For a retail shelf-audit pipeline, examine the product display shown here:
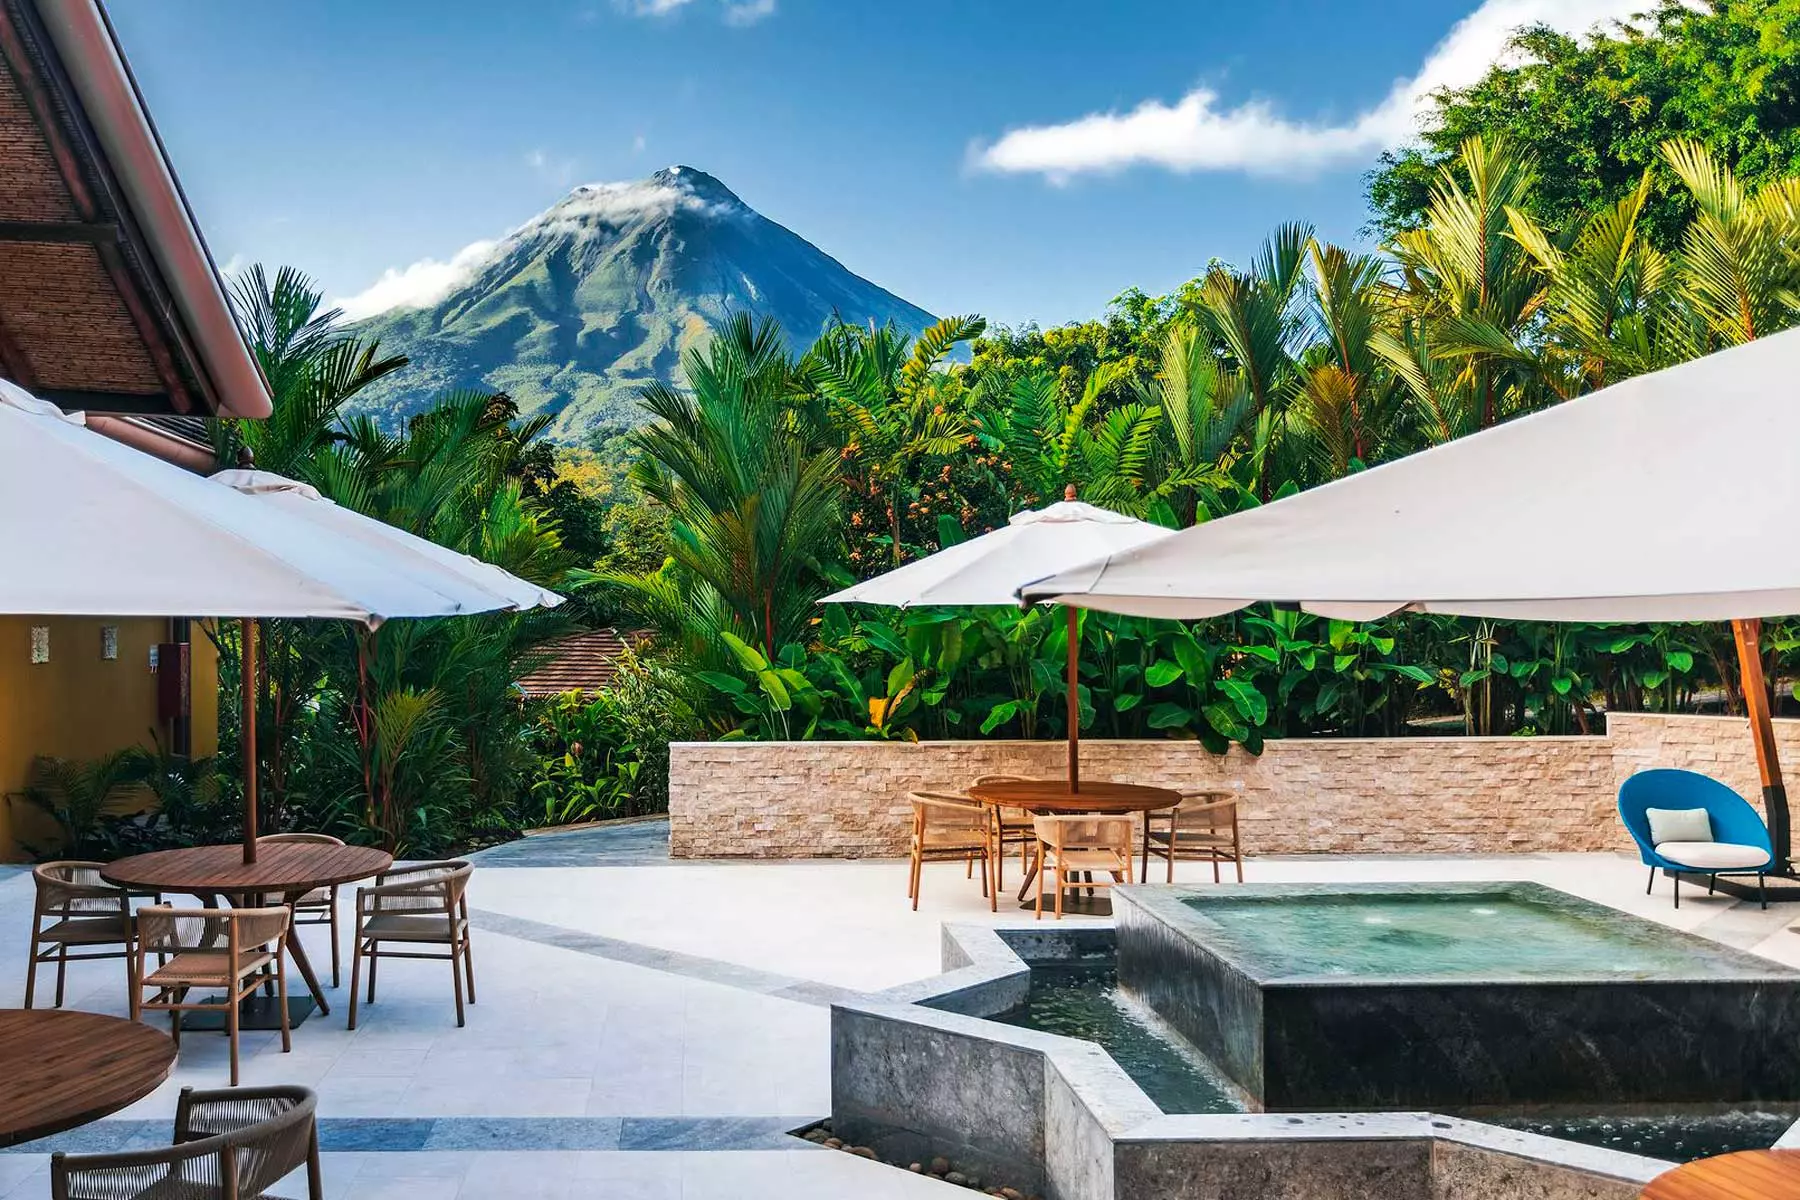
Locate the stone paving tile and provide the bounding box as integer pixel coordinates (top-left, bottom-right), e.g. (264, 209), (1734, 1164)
(470, 818), (674, 868)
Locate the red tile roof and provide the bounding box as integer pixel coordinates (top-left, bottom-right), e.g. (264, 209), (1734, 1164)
(516, 629), (635, 698)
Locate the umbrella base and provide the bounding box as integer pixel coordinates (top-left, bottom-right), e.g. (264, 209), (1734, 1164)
(181, 993), (316, 1032)
(1667, 869), (1800, 904)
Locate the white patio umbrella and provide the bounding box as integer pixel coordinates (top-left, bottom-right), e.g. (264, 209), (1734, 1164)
(0, 381), (561, 860)
(1021, 327), (1800, 867)
(821, 487), (1174, 789)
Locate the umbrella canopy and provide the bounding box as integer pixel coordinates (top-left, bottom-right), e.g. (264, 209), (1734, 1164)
(211, 470), (563, 615)
(0, 381), (548, 625)
(823, 492), (1175, 789)
(821, 498), (1174, 608)
(1020, 330), (1800, 623)
(1020, 329), (1800, 870)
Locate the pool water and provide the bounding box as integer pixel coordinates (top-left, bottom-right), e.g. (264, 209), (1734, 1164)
(1184, 892), (1740, 981)
(995, 965), (1794, 1163)
(994, 965), (1242, 1115)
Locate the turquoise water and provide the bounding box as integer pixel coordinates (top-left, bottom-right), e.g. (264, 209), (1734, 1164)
(1183, 892), (1736, 980)
(996, 964), (1793, 1163)
(994, 965), (1242, 1114)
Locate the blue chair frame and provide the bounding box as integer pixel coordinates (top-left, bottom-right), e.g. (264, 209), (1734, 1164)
(1618, 769), (1772, 909)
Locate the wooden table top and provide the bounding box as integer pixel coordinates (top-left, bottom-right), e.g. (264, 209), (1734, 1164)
(966, 779), (1182, 814)
(1640, 1150), (1800, 1199)
(102, 842), (394, 895)
(0, 1009), (175, 1147)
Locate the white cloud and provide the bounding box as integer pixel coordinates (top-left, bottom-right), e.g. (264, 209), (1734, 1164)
(526, 147), (580, 187)
(616, 0), (771, 21)
(333, 238), (499, 320)
(332, 172), (741, 320)
(722, 0), (775, 26)
(632, 133), (648, 155)
(973, 0), (1652, 181)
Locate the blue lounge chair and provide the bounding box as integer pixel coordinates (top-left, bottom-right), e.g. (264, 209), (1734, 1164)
(1618, 769), (1772, 909)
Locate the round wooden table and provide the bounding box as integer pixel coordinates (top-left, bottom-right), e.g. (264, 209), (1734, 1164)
(966, 779), (1181, 914)
(1640, 1150), (1800, 1199)
(0, 1009), (175, 1147)
(103, 843), (393, 1021)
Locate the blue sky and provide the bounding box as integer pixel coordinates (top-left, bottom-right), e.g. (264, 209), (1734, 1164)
(110, 0), (1641, 329)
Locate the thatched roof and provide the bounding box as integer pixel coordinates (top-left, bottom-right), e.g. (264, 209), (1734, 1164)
(0, 0), (268, 418)
(517, 630), (639, 699)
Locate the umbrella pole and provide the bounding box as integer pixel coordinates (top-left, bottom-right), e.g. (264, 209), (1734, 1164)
(1066, 606), (1080, 793)
(1733, 618), (1789, 869)
(241, 617), (258, 865)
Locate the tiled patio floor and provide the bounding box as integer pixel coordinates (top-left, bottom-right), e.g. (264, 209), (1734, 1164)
(0, 820), (1794, 1197)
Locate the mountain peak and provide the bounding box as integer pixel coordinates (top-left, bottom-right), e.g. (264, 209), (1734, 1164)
(648, 164), (741, 204)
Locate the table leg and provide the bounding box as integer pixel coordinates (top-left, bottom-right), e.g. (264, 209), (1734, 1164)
(1015, 854), (1040, 902)
(283, 919), (331, 1015)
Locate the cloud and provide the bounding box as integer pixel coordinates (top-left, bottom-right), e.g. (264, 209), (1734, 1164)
(632, 133), (648, 154)
(526, 147), (580, 187)
(722, 0), (775, 26)
(333, 238), (499, 321)
(972, 0), (1651, 181)
(616, 0), (773, 22)
(332, 172), (740, 320)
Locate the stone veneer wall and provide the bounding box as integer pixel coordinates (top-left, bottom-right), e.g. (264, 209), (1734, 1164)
(669, 713), (1800, 859)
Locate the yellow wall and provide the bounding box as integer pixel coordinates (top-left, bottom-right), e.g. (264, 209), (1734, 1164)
(0, 617), (217, 860)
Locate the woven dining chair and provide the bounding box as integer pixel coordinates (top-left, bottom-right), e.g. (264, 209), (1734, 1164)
(973, 774), (1036, 894)
(347, 860), (475, 1031)
(256, 832), (346, 986)
(132, 905), (293, 1087)
(23, 862), (136, 1010)
(1141, 788), (1244, 883)
(1032, 814), (1133, 920)
(907, 791), (991, 911)
(51, 1084), (321, 1200)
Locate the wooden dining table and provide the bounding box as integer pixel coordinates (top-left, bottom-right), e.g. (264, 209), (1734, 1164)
(103, 842), (393, 1026)
(1639, 1149), (1800, 1199)
(0, 1009), (176, 1147)
(966, 778), (1182, 914)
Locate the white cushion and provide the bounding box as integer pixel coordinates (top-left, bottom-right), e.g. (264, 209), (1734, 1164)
(1647, 807), (1713, 845)
(1654, 841), (1769, 870)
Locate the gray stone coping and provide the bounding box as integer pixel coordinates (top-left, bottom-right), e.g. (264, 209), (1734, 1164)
(835, 918), (1712, 1197)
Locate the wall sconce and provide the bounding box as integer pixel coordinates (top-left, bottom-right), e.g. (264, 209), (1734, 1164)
(101, 625), (118, 660)
(29, 625), (48, 664)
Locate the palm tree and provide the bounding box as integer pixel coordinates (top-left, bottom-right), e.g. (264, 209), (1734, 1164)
(1506, 172), (1683, 394)
(1290, 242), (1401, 480)
(1377, 136), (1545, 444)
(597, 314), (842, 664)
(804, 314), (985, 564)
(1661, 138), (1800, 347)
(1135, 319), (1252, 522)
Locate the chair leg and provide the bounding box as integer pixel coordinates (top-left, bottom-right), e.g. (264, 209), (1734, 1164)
(307, 1125), (324, 1200)
(463, 931), (476, 1004)
(22, 938), (37, 1011)
(1213, 854), (1222, 884)
(450, 939), (466, 1028)
(329, 894), (341, 989)
(53, 942), (68, 1008)
(347, 930), (364, 1032)
(1234, 851), (1244, 884)
(1034, 851), (1044, 921)
(1646, 864), (1656, 896)
(1140, 822), (1150, 884)
(1054, 862), (1065, 920)
(227, 987), (241, 1087)
(1673, 874), (1680, 910)
(1708, 874), (1717, 896)
(1761, 873), (1769, 911)
(276, 951), (292, 1055)
(909, 848), (922, 911)
(367, 941), (379, 1003)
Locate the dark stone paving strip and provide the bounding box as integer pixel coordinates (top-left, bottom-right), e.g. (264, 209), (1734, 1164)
(4, 1116), (820, 1155)
(468, 908), (867, 1008)
(470, 819), (675, 868)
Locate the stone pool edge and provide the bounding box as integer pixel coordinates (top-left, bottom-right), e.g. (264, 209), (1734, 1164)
(830, 921), (1682, 1200)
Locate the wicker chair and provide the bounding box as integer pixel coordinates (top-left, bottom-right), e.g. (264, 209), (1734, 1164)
(256, 832), (345, 987)
(1142, 788), (1244, 883)
(24, 862), (135, 1009)
(973, 774), (1035, 895)
(348, 861), (475, 1031)
(51, 1084), (321, 1200)
(132, 906), (293, 1087)
(1032, 814), (1133, 920)
(907, 792), (991, 911)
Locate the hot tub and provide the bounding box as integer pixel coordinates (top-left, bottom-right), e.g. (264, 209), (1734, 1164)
(1114, 881), (1800, 1110)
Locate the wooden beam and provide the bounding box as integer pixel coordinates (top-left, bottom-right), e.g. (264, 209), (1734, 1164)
(1734, 617), (1790, 867)
(241, 618), (258, 866)
(0, 306), (37, 388)
(0, 219), (119, 244)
